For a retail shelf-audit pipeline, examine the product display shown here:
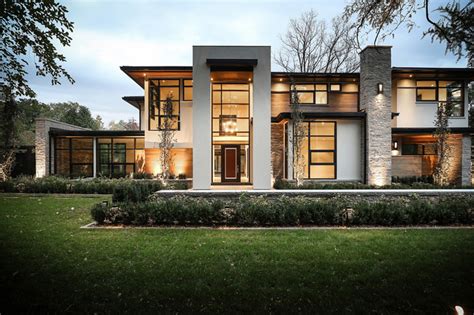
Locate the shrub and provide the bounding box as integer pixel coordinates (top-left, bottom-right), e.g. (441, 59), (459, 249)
(91, 203), (107, 224)
(273, 178), (471, 190)
(92, 194), (474, 227)
(0, 176), (174, 196)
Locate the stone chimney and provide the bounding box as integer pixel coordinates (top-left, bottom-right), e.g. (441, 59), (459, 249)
(359, 46), (392, 186)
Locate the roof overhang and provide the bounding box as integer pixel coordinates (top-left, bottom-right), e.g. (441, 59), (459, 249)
(272, 111), (366, 123)
(120, 66), (192, 88)
(49, 128), (144, 137)
(207, 59), (258, 72)
(392, 127), (474, 135)
(392, 67), (474, 80)
(122, 96), (144, 109)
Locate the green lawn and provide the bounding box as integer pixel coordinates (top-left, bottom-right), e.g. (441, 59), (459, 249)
(1, 195), (473, 314)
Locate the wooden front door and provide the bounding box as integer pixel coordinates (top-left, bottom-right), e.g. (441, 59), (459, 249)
(221, 145), (240, 183)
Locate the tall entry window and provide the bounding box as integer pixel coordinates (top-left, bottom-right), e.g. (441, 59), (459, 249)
(211, 82), (251, 183)
(298, 121), (336, 179)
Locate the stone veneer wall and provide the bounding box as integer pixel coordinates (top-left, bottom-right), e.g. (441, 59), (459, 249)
(359, 46), (392, 186)
(271, 123), (284, 179)
(35, 118), (89, 177)
(461, 135), (472, 185)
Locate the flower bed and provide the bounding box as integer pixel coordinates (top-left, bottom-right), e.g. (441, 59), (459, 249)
(91, 194), (474, 227)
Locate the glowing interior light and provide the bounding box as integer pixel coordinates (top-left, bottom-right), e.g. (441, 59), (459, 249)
(455, 306), (464, 315)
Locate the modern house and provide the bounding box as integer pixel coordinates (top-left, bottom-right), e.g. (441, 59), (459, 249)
(35, 45), (474, 189)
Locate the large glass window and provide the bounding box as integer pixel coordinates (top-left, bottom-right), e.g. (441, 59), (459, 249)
(97, 137), (144, 177)
(54, 137), (93, 177)
(296, 121), (336, 179)
(416, 80), (464, 117)
(149, 79), (180, 130)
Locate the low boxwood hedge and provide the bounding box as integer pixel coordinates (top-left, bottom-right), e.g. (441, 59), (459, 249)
(91, 194), (474, 227)
(273, 178), (471, 190)
(0, 176), (165, 198)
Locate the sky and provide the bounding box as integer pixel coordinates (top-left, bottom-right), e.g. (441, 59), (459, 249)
(27, 0), (469, 126)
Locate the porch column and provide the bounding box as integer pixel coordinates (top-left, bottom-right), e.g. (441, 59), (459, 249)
(192, 46), (212, 189)
(251, 47), (272, 189)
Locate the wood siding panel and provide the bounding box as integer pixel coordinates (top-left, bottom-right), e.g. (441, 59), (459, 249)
(271, 92), (358, 116)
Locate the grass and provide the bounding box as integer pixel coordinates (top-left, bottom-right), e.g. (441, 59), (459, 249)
(1, 195), (473, 314)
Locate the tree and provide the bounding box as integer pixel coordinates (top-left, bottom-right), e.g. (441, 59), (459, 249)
(108, 118), (139, 131)
(275, 10), (359, 73)
(289, 81), (307, 186)
(7, 100), (103, 147)
(343, 0), (473, 60)
(48, 102), (103, 130)
(1, 1), (74, 180)
(433, 102), (454, 186)
(158, 96), (177, 180)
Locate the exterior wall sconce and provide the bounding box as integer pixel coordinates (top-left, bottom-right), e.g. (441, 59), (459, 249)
(392, 140), (398, 150)
(377, 83), (383, 94)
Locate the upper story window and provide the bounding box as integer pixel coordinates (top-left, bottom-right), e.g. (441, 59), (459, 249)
(183, 79), (193, 101)
(416, 80), (464, 117)
(295, 84), (328, 105)
(149, 79), (180, 130)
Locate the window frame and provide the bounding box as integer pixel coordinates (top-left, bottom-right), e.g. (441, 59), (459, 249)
(97, 137), (142, 177)
(148, 78), (181, 131)
(53, 137), (94, 178)
(415, 80), (464, 117)
(291, 83), (329, 105)
(295, 121), (337, 180)
(183, 79), (193, 101)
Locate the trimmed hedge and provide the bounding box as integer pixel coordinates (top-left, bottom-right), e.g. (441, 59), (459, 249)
(273, 178), (471, 190)
(0, 176), (164, 197)
(91, 194), (474, 226)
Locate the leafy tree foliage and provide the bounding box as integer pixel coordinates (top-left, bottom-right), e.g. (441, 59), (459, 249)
(108, 118), (139, 131)
(0, 99), (103, 147)
(343, 0), (473, 60)
(1, 1), (74, 179)
(1, 1), (74, 98)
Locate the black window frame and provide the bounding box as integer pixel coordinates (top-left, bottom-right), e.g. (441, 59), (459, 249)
(183, 79), (193, 101)
(295, 121), (337, 180)
(415, 80), (464, 117)
(292, 83), (329, 105)
(97, 137), (143, 178)
(54, 137), (94, 178)
(148, 79), (181, 131)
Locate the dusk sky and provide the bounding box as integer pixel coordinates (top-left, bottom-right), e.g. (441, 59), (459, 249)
(27, 0), (469, 126)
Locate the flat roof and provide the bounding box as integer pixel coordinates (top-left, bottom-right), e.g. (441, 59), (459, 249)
(49, 128), (144, 137)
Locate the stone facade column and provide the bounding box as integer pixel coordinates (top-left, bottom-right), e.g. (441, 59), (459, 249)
(359, 46), (393, 186)
(461, 135), (472, 185)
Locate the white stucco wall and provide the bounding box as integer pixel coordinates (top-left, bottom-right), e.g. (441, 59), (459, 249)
(393, 79), (469, 128)
(192, 46), (272, 189)
(336, 120), (363, 181)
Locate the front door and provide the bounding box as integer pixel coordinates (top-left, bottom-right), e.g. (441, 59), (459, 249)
(221, 145), (240, 182)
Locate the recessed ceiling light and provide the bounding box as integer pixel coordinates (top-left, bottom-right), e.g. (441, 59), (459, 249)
(279, 78), (283, 82)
